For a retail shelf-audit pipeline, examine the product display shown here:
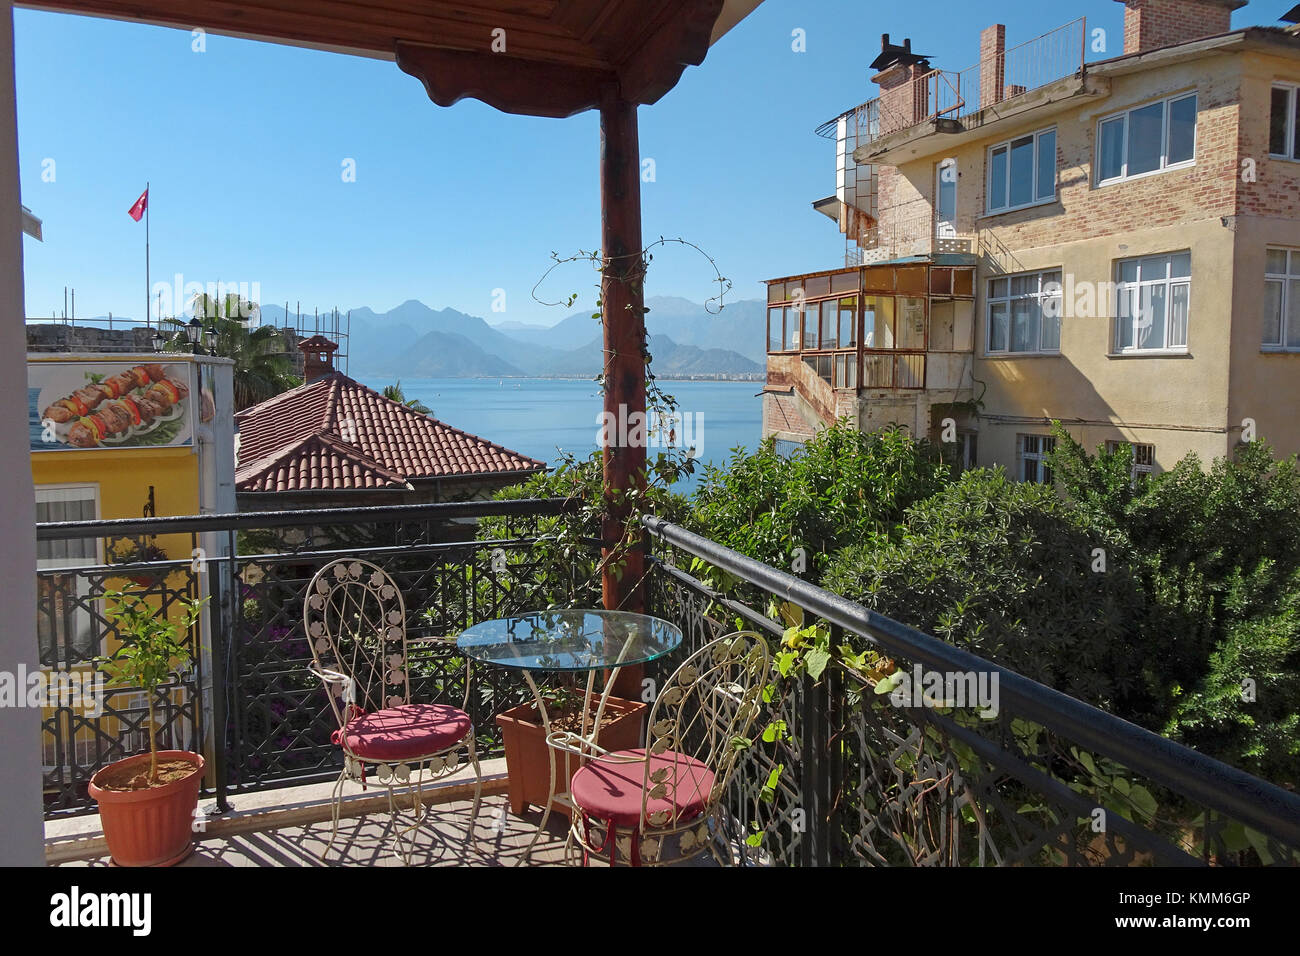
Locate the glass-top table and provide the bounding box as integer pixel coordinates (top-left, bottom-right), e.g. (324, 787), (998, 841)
(456, 609), (682, 672)
(457, 609), (682, 865)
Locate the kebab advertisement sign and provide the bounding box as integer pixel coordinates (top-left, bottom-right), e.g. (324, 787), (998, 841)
(28, 361), (199, 452)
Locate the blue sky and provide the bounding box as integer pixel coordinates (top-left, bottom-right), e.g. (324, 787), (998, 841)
(15, 0), (1255, 326)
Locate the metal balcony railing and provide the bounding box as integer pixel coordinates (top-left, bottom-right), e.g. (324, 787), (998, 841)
(31, 500), (1300, 866)
(818, 19), (1087, 151)
(644, 517), (1300, 867)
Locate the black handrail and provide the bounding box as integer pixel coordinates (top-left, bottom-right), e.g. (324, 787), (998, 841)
(643, 514), (1300, 850)
(34, 497), (579, 541)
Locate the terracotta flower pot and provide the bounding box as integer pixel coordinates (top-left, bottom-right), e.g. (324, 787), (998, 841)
(89, 750), (204, 867)
(496, 697), (645, 816)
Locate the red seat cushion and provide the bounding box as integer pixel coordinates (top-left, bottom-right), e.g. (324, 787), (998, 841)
(570, 748), (715, 827)
(340, 704), (471, 762)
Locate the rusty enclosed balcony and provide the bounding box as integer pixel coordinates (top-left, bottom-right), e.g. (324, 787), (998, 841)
(762, 261), (976, 443)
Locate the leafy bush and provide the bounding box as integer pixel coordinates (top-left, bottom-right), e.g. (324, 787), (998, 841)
(822, 468), (1151, 712)
(1051, 428), (1300, 781)
(690, 423), (951, 584)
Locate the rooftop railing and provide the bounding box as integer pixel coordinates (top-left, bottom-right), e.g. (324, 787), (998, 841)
(817, 19), (1087, 151)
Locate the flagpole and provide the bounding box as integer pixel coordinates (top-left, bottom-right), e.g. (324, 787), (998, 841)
(145, 181), (150, 329)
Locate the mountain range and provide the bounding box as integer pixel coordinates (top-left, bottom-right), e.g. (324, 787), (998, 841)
(257, 296), (766, 380)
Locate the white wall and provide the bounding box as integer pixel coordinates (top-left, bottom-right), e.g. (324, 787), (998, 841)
(0, 0), (46, 866)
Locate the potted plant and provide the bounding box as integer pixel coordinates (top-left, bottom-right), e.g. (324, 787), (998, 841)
(496, 680), (646, 817)
(112, 541), (170, 589)
(88, 588), (207, 866)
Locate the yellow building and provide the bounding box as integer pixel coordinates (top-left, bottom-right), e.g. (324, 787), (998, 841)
(764, 0), (1300, 480)
(29, 351), (234, 798)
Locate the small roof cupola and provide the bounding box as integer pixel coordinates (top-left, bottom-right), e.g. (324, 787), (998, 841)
(297, 334), (339, 383)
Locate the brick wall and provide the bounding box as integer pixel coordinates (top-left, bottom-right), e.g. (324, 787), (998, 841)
(1119, 0), (1239, 55)
(975, 59), (1242, 253)
(1236, 60), (1300, 220)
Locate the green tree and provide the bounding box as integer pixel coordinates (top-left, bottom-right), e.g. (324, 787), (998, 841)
(166, 292), (301, 411)
(382, 380), (433, 416)
(690, 422), (951, 584)
(1050, 426), (1300, 781)
(822, 467), (1150, 712)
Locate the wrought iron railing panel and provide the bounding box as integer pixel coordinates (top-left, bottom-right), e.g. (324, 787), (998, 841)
(36, 554), (206, 815)
(35, 499), (591, 814)
(644, 516), (1300, 867)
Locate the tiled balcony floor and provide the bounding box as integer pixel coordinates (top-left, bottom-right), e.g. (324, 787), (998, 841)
(46, 759), (723, 867)
(58, 794), (577, 867)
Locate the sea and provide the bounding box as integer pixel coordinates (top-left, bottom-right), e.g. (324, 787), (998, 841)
(369, 378), (764, 494)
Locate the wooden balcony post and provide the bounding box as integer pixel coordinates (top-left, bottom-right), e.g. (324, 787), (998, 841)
(599, 94), (647, 622)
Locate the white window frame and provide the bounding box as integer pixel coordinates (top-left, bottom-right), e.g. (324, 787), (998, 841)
(1263, 247), (1300, 351)
(1269, 84), (1300, 162)
(986, 127), (1057, 215)
(1113, 252), (1191, 354)
(35, 483), (102, 666)
(1096, 92), (1198, 186)
(1017, 434), (1056, 485)
(986, 269), (1063, 356)
(1106, 440), (1156, 485)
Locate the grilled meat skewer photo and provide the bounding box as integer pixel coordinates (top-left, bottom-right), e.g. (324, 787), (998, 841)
(66, 376), (189, 448)
(40, 364), (166, 424)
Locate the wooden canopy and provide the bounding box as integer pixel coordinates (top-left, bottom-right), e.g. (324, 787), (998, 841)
(25, 0), (760, 115)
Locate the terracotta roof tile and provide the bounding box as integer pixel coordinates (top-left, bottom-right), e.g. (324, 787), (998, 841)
(235, 373), (544, 493)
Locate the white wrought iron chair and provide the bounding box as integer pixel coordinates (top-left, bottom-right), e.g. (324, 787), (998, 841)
(304, 558), (482, 863)
(567, 631), (769, 866)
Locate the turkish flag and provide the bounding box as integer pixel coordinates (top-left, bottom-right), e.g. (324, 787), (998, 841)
(127, 187), (148, 222)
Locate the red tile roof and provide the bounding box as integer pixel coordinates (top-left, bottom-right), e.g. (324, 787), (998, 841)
(235, 373), (545, 493)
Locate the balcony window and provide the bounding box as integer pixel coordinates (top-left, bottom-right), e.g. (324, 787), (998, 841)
(838, 297), (858, 348)
(1097, 93), (1197, 185)
(783, 307), (798, 351)
(767, 307), (781, 352)
(834, 353), (856, 389)
(897, 298), (927, 350)
(986, 270), (1062, 355)
(1114, 253), (1190, 353)
(987, 127), (1056, 214)
(803, 353), (832, 387)
(818, 301), (836, 350)
(1269, 85), (1300, 160)
(1018, 434), (1056, 484)
(801, 305), (817, 350)
(1263, 247), (1300, 350)
(864, 297), (895, 349)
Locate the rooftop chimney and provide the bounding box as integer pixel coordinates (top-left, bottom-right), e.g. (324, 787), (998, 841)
(297, 334), (339, 384)
(1114, 0), (1247, 55)
(980, 25), (1007, 109)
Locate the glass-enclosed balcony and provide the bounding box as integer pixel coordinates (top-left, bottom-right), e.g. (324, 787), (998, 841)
(765, 261), (976, 394)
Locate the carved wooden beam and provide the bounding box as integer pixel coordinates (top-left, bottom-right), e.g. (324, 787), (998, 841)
(616, 0), (726, 105)
(395, 42), (615, 119)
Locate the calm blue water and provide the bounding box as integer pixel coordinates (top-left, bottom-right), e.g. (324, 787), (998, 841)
(366, 378), (763, 493)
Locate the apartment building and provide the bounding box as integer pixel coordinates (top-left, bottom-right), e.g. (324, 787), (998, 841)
(763, 0), (1300, 479)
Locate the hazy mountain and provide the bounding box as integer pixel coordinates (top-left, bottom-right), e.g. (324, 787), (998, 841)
(533, 333), (762, 378)
(259, 296), (763, 379)
(493, 295), (767, 365)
